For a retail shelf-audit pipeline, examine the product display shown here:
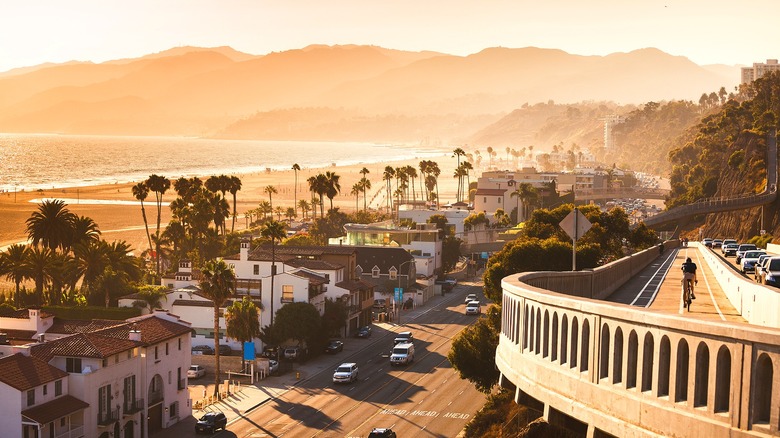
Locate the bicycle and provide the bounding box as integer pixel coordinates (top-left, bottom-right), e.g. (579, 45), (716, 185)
(681, 278), (696, 312)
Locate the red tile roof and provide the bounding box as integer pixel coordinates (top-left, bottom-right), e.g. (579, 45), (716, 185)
(98, 314), (192, 345)
(0, 353), (68, 391)
(286, 258), (342, 270)
(30, 332), (141, 362)
(22, 395), (89, 424)
(46, 318), (124, 336)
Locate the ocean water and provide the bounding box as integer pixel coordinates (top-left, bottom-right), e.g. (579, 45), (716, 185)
(0, 134), (446, 192)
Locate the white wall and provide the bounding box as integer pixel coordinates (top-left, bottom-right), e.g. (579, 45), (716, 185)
(0, 383), (22, 438)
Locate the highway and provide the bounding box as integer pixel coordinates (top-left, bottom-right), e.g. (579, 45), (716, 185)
(218, 282), (488, 438)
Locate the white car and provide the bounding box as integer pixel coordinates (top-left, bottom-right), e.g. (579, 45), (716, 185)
(741, 250), (767, 273)
(464, 293), (478, 304)
(333, 363), (359, 383)
(187, 365), (206, 379)
(465, 300), (481, 315)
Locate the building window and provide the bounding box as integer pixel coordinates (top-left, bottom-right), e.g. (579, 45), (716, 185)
(43, 384), (47, 396)
(170, 401), (179, 418)
(178, 338), (182, 350)
(282, 285), (294, 302)
(27, 389), (35, 407)
(65, 358), (82, 373)
(124, 375), (136, 412)
(55, 380), (62, 396)
(98, 384), (112, 420)
(389, 268), (397, 280)
(253, 264), (259, 275)
(372, 267), (380, 278)
(166, 343), (169, 355)
(483, 197), (487, 203)
(155, 346), (159, 360)
(102, 358), (108, 368)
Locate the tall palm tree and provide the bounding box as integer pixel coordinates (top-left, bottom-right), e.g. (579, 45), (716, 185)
(145, 174), (171, 277)
(228, 176), (242, 233)
(427, 161), (441, 208)
(310, 197), (320, 219)
(132, 182), (154, 255)
(225, 296), (261, 371)
(23, 246), (55, 305)
(285, 207), (296, 224)
(73, 241), (108, 299)
(404, 165), (417, 205)
(258, 201), (272, 221)
(511, 183), (539, 222)
(199, 259), (236, 399)
(264, 185), (278, 211)
(383, 166), (395, 213)
(297, 199), (310, 220)
(71, 215), (101, 249)
(324, 171), (341, 211)
(260, 220), (286, 326)
(307, 174), (328, 217)
(453, 147), (465, 170)
(359, 177), (372, 211)
(292, 164), (301, 217)
(25, 199), (76, 252)
(351, 183), (361, 212)
(0, 244), (30, 306)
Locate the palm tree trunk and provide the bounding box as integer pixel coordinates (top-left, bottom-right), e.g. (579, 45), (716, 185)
(213, 304), (221, 399)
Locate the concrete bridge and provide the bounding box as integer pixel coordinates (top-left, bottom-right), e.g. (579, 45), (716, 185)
(496, 241), (780, 437)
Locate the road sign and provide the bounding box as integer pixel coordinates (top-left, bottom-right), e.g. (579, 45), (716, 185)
(559, 209), (592, 241)
(394, 287), (403, 302)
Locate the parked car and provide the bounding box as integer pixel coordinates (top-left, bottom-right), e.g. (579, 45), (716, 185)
(268, 359), (279, 375)
(218, 344), (232, 356)
(187, 365), (206, 379)
(393, 331), (413, 345)
(260, 346), (279, 359)
(465, 300), (481, 315)
(740, 250), (766, 273)
(368, 428), (397, 438)
(755, 255), (773, 282)
(464, 293), (478, 304)
(355, 326), (372, 338)
(324, 340), (344, 354)
(760, 256), (780, 286)
(195, 412), (227, 434)
(332, 362), (359, 383)
(723, 243), (739, 257)
(373, 299), (387, 309)
(722, 239), (738, 253)
(736, 244), (758, 264)
(191, 345), (214, 355)
(284, 345), (307, 361)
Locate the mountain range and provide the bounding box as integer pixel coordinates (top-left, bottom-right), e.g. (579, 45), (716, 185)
(0, 45), (739, 143)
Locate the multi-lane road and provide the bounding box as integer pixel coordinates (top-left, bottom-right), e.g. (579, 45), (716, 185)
(206, 282), (488, 438)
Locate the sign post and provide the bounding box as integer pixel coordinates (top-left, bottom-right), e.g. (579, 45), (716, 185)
(394, 287), (403, 325)
(559, 208), (592, 271)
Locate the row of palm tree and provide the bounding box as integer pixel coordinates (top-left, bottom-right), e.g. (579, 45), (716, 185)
(307, 171), (341, 217)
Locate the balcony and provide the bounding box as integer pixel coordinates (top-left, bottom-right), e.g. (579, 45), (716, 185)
(178, 378), (187, 390)
(55, 425), (84, 438)
(123, 398), (144, 415)
(97, 407), (119, 426)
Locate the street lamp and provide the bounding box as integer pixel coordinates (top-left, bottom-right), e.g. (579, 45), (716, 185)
(396, 259), (414, 326)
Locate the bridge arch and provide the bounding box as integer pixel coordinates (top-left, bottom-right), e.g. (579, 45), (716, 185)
(753, 353), (773, 425)
(714, 345), (731, 413)
(694, 342), (710, 408)
(641, 332), (653, 392)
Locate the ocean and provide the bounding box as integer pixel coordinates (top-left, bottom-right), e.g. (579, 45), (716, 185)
(0, 134), (446, 192)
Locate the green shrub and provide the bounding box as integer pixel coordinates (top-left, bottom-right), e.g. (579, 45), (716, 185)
(42, 305), (141, 321)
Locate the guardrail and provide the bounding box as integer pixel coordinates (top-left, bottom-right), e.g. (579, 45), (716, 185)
(643, 130), (777, 229)
(497, 243), (780, 436)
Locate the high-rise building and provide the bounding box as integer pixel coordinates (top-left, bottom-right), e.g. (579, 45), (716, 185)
(741, 59), (780, 84)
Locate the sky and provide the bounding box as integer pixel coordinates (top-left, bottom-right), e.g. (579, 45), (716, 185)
(0, 0), (777, 73)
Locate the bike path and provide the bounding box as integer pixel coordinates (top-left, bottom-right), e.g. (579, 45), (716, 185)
(608, 246), (745, 323)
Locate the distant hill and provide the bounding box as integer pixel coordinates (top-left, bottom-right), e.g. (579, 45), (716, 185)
(0, 44), (739, 140)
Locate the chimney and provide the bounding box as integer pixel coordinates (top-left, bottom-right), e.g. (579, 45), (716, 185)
(240, 238), (250, 260)
(129, 324), (142, 342)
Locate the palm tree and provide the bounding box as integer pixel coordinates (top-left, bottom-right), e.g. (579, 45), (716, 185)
(274, 206), (284, 221)
(225, 296), (261, 371)
(310, 197), (320, 219)
(297, 199), (310, 220)
(510, 183), (539, 222)
(145, 174), (171, 277)
(260, 220), (286, 326)
(132, 285), (168, 314)
(23, 246), (55, 305)
(264, 185), (278, 211)
(383, 166), (395, 213)
(284, 207), (296, 224)
(324, 171), (341, 211)
(73, 241), (108, 299)
(427, 161), (441, 208)
(359, 177), (372, 211)
(292, 164), (301, 217)
(351, 183), (361, 212)
(199, 258), (236, 399)
(25, 199), (76, 252)
(228, 176), (242, 233)
(71, 215), (101, 249)
(0, 244), (30, 306)
(404, 165), (417, 205)
(258, 201), (272, 221)
(307, 174), (328, 217)
(132, 182), (154, 254)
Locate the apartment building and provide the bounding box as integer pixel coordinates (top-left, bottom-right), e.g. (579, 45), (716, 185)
(741, 59), (780, 84)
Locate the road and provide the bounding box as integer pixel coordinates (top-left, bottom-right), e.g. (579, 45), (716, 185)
(183, 282), (488, 438)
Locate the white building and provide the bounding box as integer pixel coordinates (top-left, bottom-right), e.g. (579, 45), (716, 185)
(741, 59), (780, 84)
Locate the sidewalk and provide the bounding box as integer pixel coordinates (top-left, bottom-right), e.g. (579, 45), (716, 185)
(187, 286), (476, 428)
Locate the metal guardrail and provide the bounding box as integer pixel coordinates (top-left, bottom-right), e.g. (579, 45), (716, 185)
(643, 130), (778, 228)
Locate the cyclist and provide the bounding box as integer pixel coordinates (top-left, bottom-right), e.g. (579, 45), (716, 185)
(681, 257), (698, 306)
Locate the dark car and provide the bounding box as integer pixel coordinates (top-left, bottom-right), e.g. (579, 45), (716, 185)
(324, 340), (344, 353)
(191, 345), (214, 355)
(195, 412), (227, 434)
(218, 344), (232, 356)
(356, 326), (372, 338)
(260, 346), (279, 359)
(762, 257), (780, 286)
(368, 428), (397, 438)
(723, 243), (739, 257)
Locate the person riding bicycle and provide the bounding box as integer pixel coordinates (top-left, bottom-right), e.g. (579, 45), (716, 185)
(681, 257), (698, 301)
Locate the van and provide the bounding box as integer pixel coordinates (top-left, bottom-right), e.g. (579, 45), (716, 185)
(390, 343), (415, 366)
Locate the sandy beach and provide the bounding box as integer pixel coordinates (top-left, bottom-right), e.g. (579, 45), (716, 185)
(0, 154), (462, 256)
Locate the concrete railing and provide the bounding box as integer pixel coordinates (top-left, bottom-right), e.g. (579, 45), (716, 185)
(497, 244), (780, 437)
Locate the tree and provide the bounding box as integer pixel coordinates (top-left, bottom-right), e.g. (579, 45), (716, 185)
(448, 306), (502, 393)
(324, 171), (341, 211)
(228, 176), (242, 233)
(383, 166), (395, 213)
(351, 183), (361, 212)
(441, 235), (463, 276)
(510, 183), (539, 222)
(297, 199), (310, 220)
(292, 163), (301, 217)
(260, 220), (286, 325)
(322, 298), (349, 337)
(145, 174), (171, 277)
(132, 285), (168, 314)
(0, 244), (30, 306)
(25, 199), (76, 252)
(273, 301), (322, 347)
(132, 182), (154, 255)
(199, 259), (236, 398)
(225, 296), (261, 370)
(264, 185), (278, 211)
(307, 174), (328, 217)
(284, 207), (296, 224)
(23, 246), (55, 305)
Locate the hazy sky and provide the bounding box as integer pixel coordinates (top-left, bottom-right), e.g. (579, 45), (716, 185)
(1, 0), (777, 73)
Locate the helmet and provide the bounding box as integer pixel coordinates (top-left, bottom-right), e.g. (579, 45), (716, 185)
(686, 257), (692, 263)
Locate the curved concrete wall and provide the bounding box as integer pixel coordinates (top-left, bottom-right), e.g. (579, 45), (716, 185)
(497, 245), (780, 437)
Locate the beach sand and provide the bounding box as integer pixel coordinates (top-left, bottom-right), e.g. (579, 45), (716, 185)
(0, 154), (462, 256)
